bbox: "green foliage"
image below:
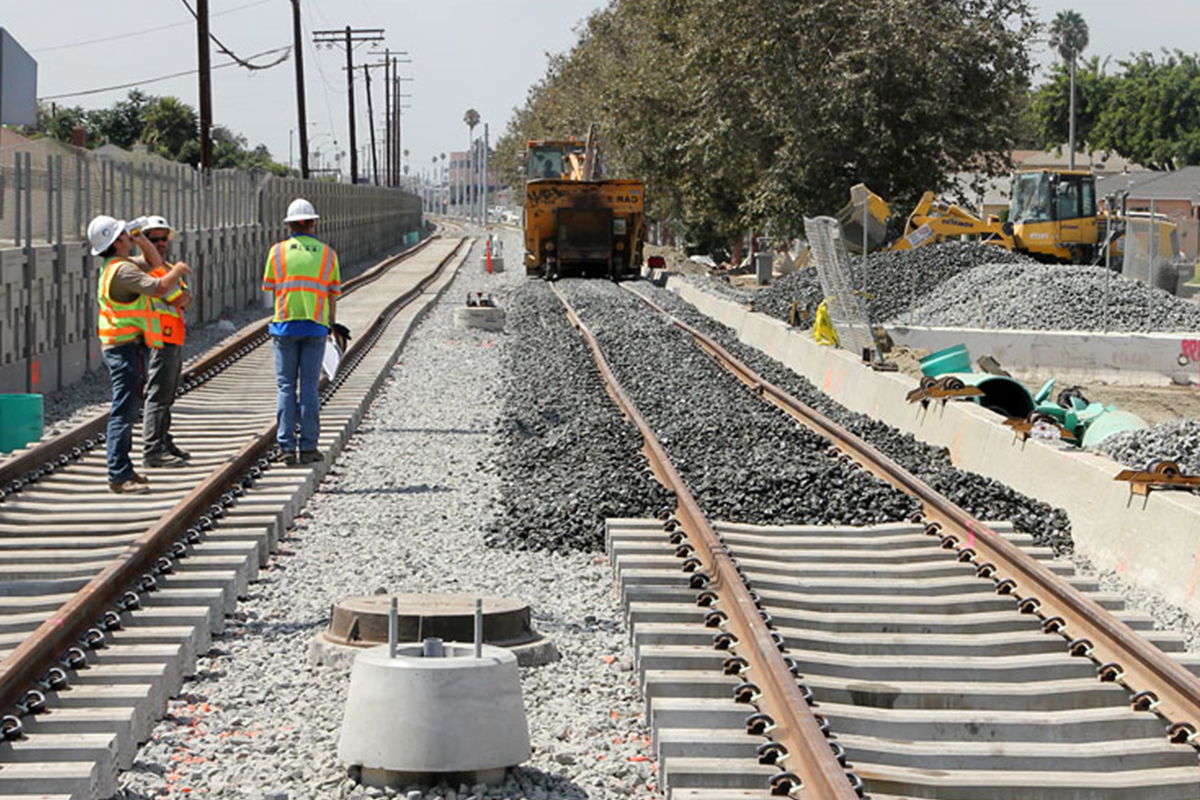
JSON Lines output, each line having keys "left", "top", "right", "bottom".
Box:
{"left": 1030, "top": 50, "right": 1200, "bottom": 170}
{"left": 142, "top": 97, "right": 198, "bottom": 161}
{"left": 28, "top": 90, "right": 287, "bottom": 174}
{"left": 1031, "top": 56, "right": 1112, "bottom": 151}
{"left": 496, "top": 0, "right": 1038, "bottom": 250}
{"left": 1048, "top": 9, "right": 1089, "bottom": 62}
{"left": 1092, "top": 51, "right": 1200, "bottom": 170}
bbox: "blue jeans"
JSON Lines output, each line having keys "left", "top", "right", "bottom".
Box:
{"left": 273, "top": 335, "right": 325, "bottom": 452}
{"left": 104, "top": 341, "right": 147, "bottom": 482}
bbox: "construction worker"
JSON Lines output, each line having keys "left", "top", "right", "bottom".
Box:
{"left": 262, "top": 198, "right": 340, "bottom": 465}
{"left": 89, "top": 215, "right": 190, "bottom": 493}
{"left": 128, "top": 215, "right": 193, "bottom": 468}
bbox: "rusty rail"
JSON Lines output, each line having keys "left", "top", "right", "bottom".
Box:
{"left": 549, "top": 283, "right": 859, "bottom": 800}
{"left": 0, "top": 235, "right": 439, "bottom": 492}
{"left": 0, "top": 236, "right": 466, "bottom": 715}
{"left": 627, "top": 285, "right": 1200, "bottom": 741}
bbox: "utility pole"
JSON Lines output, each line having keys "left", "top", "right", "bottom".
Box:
{"left": 290, "top": 0, "right": 310, "bottom": 179}
{"left": 313, "top": 26, "right": 384, "bottom": 184}
{"left": 196, "top": 0, "right": 213, "bottom": 170}
{"left": 361, "top": 65, "right": 379, "bottom": 185}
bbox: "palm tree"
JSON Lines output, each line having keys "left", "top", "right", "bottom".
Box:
{"left": 141, "top": 97, "right": 198, "bottom": 161}
{"left": 1048, "top": 10, "right": 1089, "bottom": 169}
{"left": 463, "top": 109, "right": 480, "bottom": 218}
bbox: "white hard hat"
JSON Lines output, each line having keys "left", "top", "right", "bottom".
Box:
{"left": 87, "top": 215, "right": 127, "bottom": 256}
{"left": 283, "top": 198, "right": 320, "bottom": 223}
{"left": 142, "top": 215, "right": 174, "bottom": 238}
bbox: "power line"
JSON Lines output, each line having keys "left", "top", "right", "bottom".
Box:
{"left": 31, "top": 0, "right": 275, "bottom": 53}
{"left": 39, "top": 45, "right": 291, "bottom": 101}
{"left": 177, "top": 0, "right": 289, "bottom": 71}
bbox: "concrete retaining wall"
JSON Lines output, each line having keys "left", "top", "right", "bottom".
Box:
{"left": 0, "top": 179, "right": 421, "bottom": 394}
{"left": 670, "top": 277, "right": 1200, "bottom": 618}
{"left": 884, "top": 324, "right": 1200, "bottom": 387}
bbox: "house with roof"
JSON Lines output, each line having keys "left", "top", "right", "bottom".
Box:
{"left": 1097, "top": 167, "right": 1200, "bottom": 261}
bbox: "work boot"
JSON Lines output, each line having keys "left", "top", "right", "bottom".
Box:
{"left": 110, "top": 477, "right": 151, "bottom": 494}
{"left": 273, "top": 449, "right": 299, "bottom": 466}
{"left": 144, "top": 452, "right": 188, "bottom": 468}
{"left": 168, "top": 444, "right": 192, "bottom": 460}
{"left": 298, "top": 449, "right": 324, "bottom": 464}
{"left": 132, "top": 472, "right": 150, "bottom": 484}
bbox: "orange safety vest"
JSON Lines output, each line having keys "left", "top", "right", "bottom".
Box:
{"left": 261, "top": 234, "right": 340, "bottom": 326}
{"left": 97, "top": 256, "right": 164, "bottom": 348}
{"left": 147, "top": 265, "right": 187, "bottom": 346}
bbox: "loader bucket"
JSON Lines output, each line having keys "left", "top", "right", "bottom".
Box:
{"left": 838, "top": 184, "right": 892, "bottom": 254}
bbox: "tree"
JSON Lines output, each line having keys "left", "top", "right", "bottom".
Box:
{"left": 88, "top": 90, "right": 154, "bottom": 149}
{"left": 496, "top": 0, "right": 1037, "bottom": 250}
{"left": 1031, "top": 56, "right": 1111, "bottom": 152}
{"left": 1092, "top": 51, "right": 1200, "bottom": 170}
{"left": 141, "top": 97, "right": 198, "bottom": 161}
{"left": 1047, "top": 9, "right": 1089, "bottom": 167}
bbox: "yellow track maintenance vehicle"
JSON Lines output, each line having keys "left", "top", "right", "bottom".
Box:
{"left": 840, "top": 169, "right": 1176, "bottom": 266}
{"left": 523, "top": 128, "right": 644, "bottom": 281}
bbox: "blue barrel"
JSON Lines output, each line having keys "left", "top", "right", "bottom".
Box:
{"left": 0, "top": 394, "right": 44, "bottom": 453}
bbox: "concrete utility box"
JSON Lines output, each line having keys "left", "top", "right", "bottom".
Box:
{"left": 338, "top": 643, "right": 530, "bottom": 787}
{"left": 0, "top": 29, "right": 37, "bottom": 127}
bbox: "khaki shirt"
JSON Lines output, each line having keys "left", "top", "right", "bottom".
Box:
{"left": 107, "top": 261, "right": 160, "bottom": 304}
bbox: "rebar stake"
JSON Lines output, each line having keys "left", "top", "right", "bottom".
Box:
{"left": 474, "top": 597, "right": 483, "bottom": 659}
{"left": 388, "top": 596, "right": 398, "bottom": 659}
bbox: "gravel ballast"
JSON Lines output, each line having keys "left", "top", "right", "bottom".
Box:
{"left": 115, "top": 229, "right": 660, "bottom": 800}
{"left": 485, "top": 281, "right": 673, "bottom": 553}
{"left": 561, "top": 280, "right": 921, "bottom": 527}
{"left": 1094, "top": 419, "right": 1200, "bottom": 474}
{"left": 626, "top": 281, "right": 1074, "bottom": 553}
{"left": 744, "top": 240, "right": 1200, "bottom": 333}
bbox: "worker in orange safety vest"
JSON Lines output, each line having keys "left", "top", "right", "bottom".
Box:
{"left": 90, "top": 215, "right": 190, "bottom": 493}
{"left": 128, "top": 215, "right": 193, "bottom": 468}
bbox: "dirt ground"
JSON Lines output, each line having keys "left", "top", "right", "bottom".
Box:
{"left": 1019, "top": 381, "right": 1200, "bottom": 426}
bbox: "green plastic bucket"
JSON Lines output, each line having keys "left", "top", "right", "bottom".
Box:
{"left": 0, "top": 394, "right": 44, "bottom": 454}
{"left": 405, "top": 231, "right": 420, "bottom": 246}
{"left": 919, "top": 344, "right": 971, "bottom": 377}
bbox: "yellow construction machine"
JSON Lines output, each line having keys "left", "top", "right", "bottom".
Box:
{"left": 839, "top": 169, "right": 1176, "bottom": 266}
{"left": 523, "top": 125, "right": 644, "bottom": 280}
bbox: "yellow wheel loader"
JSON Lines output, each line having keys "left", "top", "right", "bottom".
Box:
{"left": 523, "top": 125, "right": 645, "bottom": 281}
{"left": 838, "top": 169, "right": 1176, "bottom": 266}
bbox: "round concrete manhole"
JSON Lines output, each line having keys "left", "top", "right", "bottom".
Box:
{"left": 311, "top": 593, "right": 558, "bottom": 667}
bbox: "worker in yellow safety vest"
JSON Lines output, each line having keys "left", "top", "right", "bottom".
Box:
{"left": 128, "top": 215, "right": 193, "bottom": 468}
{"left": 262, "top": 198, "right": 341, "bottom": 465}
{"left": 89, "top": 215, "right": 191, "bottom": 494}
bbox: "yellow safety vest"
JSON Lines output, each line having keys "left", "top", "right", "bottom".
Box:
{"left": 97, "top": 257, "right": 164, "bottom": 348}
{"left": 261, "top": 235, "right": 340, "bottom": 326}
{"left": 147, "top": 265, "right": 186, "bottom": 346}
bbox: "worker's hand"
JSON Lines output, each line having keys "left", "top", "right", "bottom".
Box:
{"left": 172, "top": 261, "right": 192, "bottom": 277}
{"left": 176, "top": 290, "right": 194, "bottom": 310}
{"left": 130, "top": 231, "right": 155, "bottom": 254}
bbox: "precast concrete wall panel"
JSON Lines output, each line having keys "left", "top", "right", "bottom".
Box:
{"left": 0, "top": 160, "right": 422, "bottom": 393}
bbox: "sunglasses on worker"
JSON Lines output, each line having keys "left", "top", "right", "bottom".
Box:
{"left": 147, "top": 235, "right": 169, "bottom": 243}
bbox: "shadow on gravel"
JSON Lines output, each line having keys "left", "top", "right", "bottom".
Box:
{"left": 323, "top": 484, "right": 453, "bottom": 496}
{"left": 375, "top": 425, "right": 490, "bottom": 435}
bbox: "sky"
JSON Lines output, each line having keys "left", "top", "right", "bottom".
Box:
{"left": 3, "top": 0, "right": 1198, "bottom": 180}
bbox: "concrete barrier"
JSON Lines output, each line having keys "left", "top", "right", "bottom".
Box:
{"left": 883, "top": 324, "right": 1200, "bottom": 387}
{"left": 670, "top": 277, "right": 1200, "bottom": 618}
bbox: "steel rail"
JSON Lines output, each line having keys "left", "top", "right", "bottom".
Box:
{"left": 549, "top": 283, "right": 858, "bottom": 800}
{"left": 0, "top": 237, "right": 467, "bottom": 715}
{"left": 0, "top": 235, "right": 440, "bottom": 493}
{"left": 626, "top": 285, "right": 1200, "bottom": 741}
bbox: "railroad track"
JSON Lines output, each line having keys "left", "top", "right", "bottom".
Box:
{"left": 551, "top": 280, "right": 1200, "bottom": 800}
{"left": 0, "top": 231, "right": 470, "bottom": 800}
